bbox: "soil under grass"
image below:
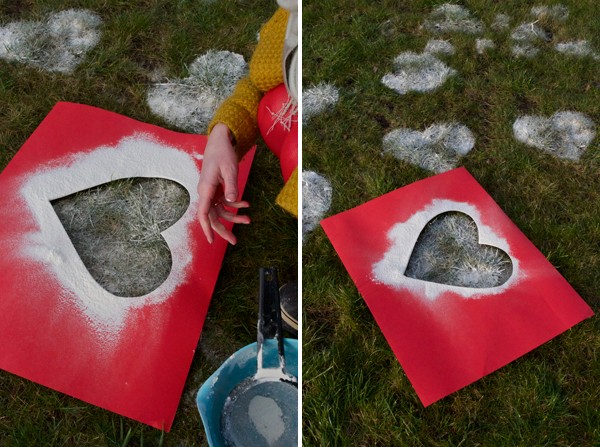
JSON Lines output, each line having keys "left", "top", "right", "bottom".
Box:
{"left": 303, "top": 0, "right": 600, "bottom": 445}
{"left": 0, "top": 0, "right": 296, "bottom": 445}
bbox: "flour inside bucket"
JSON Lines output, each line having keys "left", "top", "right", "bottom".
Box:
{"left": 221, "top": 379, "right": 298, "bottom": 447}
{"left": 219, "top": 267, "right": 298, "bottom": 447}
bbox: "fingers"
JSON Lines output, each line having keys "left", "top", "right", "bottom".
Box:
{"left": 221, "top": 164, "right": 239, "bottom": 203}
{"left": 219, "top": 200, "right": 250, "bottom": 210}
{"left": 196, "top": 184, "right": 218, "bottom": 244}
{"left": 216, "top": 206, "right": 251, "bottom": 225}
{"left": 208, "top": 209, "right": 237, "bottom": 245}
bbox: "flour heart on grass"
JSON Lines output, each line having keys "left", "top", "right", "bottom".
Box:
{"left": 405, "top": 212, "right": 513, "bottom": 289}
{"left": 383, "top": 122, "right": 475, "bottom": 173}
{"left": 146, "top": 50, "right": 247, "bottom": 134}
{"left": 0, "top": 9, "right": 102, "bottom": 73}
{"left": 381, "top": 51, "right": 456, "bottom": 95}
{"left": 51, "top": 177, "right": 190, "bottom": 298}
{"left": 513, "top": 111, "right": 595, "bottom": 161}
{"left": 302, "top": 171, "right": 332, "bottom": 242}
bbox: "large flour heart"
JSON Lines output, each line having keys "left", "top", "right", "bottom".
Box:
{"left": 513, "top": 111, "right": 595, "bottom": 161}
{"left": 51, "top": 177, "right": 189, "bottom": 298}
{"left": 404, "top": 212, "right": 512, "bottom": 289}
{"left": 383, "top": 122, "right": 475, "bottom": 174}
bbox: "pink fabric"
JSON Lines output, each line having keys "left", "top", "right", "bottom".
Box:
{"left": 257, "top": 83, "right": 298, "bottom": 182}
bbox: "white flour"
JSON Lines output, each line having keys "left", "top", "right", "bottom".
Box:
{"left": 20, "top": 134, "right": 201, "bottom": 345}
{"left": 531, "top": 4, "right": 569, "bottom": 21}
{"left": 424, "top": 39, "right": 455, "bottom": 56}
{"left": 555, "top": 40, "right": 599, "bottom": 59}
{"left": 372, "top": 200, "right": 522, "bottom": 301}
{"left": 147, "top": 50, "right": 247, "bottom": 134}
{"left": 248, "top": 395, "right": 285, "bottom": 446}
{"left": 492, "top": 14, "right": 511, "bottom": 31}
{"left": 510, "top": 22, "right": 550, "bottom": 58}
{"left": 421, "top": 4, "right": 483, "bottom": 34}
{"left": 513, "top": 111, "right": 596, "bottom": 161}
{"left": 476, "top": 38, "right": 496, "bottom": 55}
{"left": 0, "top": 9, "right": 102, "bottom": 73}
{"left": 302, "top": 171, "right": 332, "bottom": 242}
{"left": 382, "top": 51, "right": 456, "bottom": 95}
{"left": 382, "top": 122, "right": 475, "bottom": 174}
{"left": 302, "top": 82, "right": 339, "bottom": 123}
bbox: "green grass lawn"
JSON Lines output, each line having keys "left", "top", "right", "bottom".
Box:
{"left": 0, "top": 0, "right": 297, "bottom": 445}
{"left": 302, "top": 0, "right": 600, "bottom": 445}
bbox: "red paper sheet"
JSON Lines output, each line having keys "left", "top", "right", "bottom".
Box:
{"left": 0, "top": 102, "right": 255, "bottom": 431}
{"left": 321, "top": 168, "right": 593, "bottom": 406}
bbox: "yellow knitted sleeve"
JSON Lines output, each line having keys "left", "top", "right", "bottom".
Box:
{"left": 275, "top": 167, "right": 298, "bottom": 217}
{"left": 208, "top": 7, "right": 289, "bottom": 159}
{"left": 208, "top": 77, "right": 262, "bottom": 159}
{"left": 250, "top": 7, "right": 288, "bottom": 93}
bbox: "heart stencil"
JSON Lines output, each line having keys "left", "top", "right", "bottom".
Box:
{"left": 405, "top": 212, "right": 512, "bottom": 289}
{"left": 21, "top": 133, "right": 202, "bottom": 336}
{"left": 51, "top": 177, "right": 190, "bottom": 298}
{"left": 372, "top": 200, "right": 518, "bottom": 300}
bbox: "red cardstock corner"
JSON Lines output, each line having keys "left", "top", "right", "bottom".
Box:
{"left": 0, "top": 102, "right": 255, "bottom": 431}
{"left": 321, "top": 168, "right": 593, "bottom": 406}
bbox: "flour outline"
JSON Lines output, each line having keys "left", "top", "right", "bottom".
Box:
{"left": 20, "top": 133, "right": 201, "bottom": 342}
{"left": 372, "top": 199, "right": 522, "bottom": 300}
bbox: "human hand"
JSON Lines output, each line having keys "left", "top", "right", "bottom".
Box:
{"left": 196, "top": 123, "right": 250, "bottom": 245}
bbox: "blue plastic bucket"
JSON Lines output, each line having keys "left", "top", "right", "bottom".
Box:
{"left": 196, "top": 338, "right": 298, "bottom": 447}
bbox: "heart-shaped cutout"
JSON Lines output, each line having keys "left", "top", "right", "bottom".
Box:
{"left": 51, "top": 177, "right": 189, "bottom": 298}
{"left": 405, "top": 212, "right": 513, "bottom": 288}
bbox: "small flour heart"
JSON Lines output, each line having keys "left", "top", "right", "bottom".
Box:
{"left": 382, "top": 51, "right": 456, "bottom": 95}
{"left": 405, "top": 212, "right": 513, "bottom": 289}
{"left": 302, "top": 171, "right": 332, "bottom": 242}
{"left": 302, "top": 82, "right": 339, "bottom": 123}
{"left": 383, "top": 122, "right": 475, "bottom": 173}
{"left": 513, "top": 111, "right": 595, "bottom": 161}
{"left": 421, "top": 4, "right": 483, "bottom": 34}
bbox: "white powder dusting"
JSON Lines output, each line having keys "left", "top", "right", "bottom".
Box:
{"left": 492, "top": 13, "right": 511, "bottom": 31}
{"left": 248, "top": 395, "right": 285, "bottom": 446}
{"left": 510, "top": 22, "right": 550, "bottom": 58}
{"left": 531, "top": 4, "right": 569, "bottom": 21}
{"left": 382, "top": 122, "right": 475, "bottom": 174}
{"left": 555, "top": 40, "right": 599, "bottom": 59}
{"left": 0, "top": 9, "right": 102, "bottom": 73}
{"left": 302, "top": 171, "right": 332, "bottom": 242}
{"left": 382, "top": 51, "right": 456, "bottom": 94}
{"left": 20, "top": 134, "right": 201, "bottom": 345}
{"left": 302, "top": 82, "right": 339, "bottom": 123}
{"left": 424, "top": 39, "right": 455, "bottom": 56}
{"left": 421, "top": 4, "right": 484, "bottom": 34}
{"left": 476, "top": 38, "right": 496, "bottom": 54}
{"left": 147, "top": 50, "right": 247, "bottom": 134}
{"left": 372, "top": 200, "right": 522, "bottom": 301}
{"left": 513, "top": 111, "right": 596, "bottom": 161}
